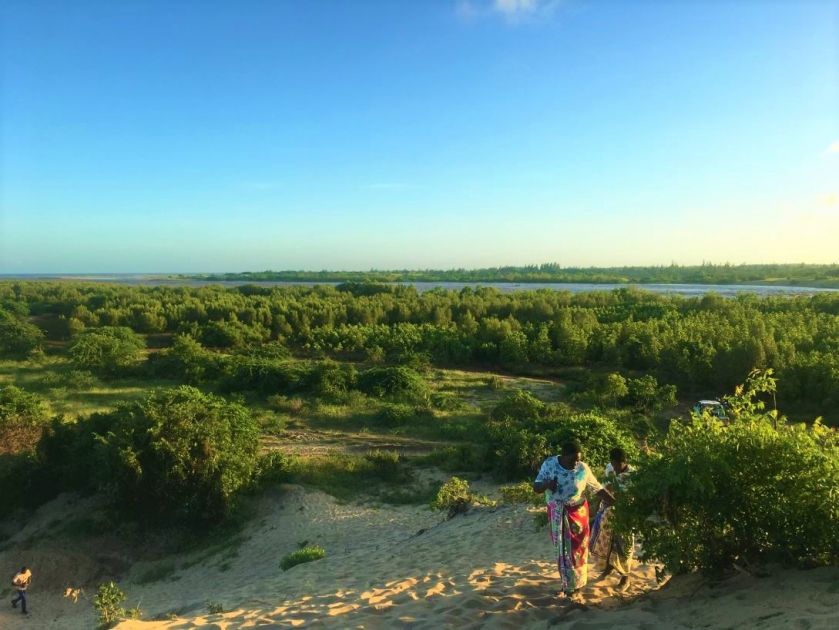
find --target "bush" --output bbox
[615,373,839,576]
[93,582,127,629]
[256,450,295,486]
[41,387,261,526]
[490,389,545,422]
[69,326,146,375]
[0,385,49,427]
[305,360,357,397]
[0,386,48,455]
[147,335,223,383]
[431,476,473,517]
[485,394,637,480]
[200,319,268,349]
[0,317,45,359]
[376,403,416,427]
[223,358,308,395]
[280,546,327,571]
[357,366,429,401]
[431,476,495,518]
[625,375,678,413]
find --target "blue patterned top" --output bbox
[535,457,603,505]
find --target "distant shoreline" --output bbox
[4,263,839,290]
[1,275,838,297]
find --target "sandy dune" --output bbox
[2,485,839,630]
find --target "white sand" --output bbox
[2,486,838,630]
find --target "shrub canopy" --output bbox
[615,372,839,575]
[69,326,146,374]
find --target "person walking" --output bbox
[11,566,31,615]
[589,447,635,591]
[533,442,615,600]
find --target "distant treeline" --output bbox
[183,263,839,286]
[3,281,839,420]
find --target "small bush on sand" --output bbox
[432,477,496,518]
[93,582,127,629]
[280,546,327,571]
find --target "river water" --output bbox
[1,274,837,298]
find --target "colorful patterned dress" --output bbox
[589,463,635,577]
[534,458,603,593]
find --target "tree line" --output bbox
[2,281,839,418]
[186,262,839,286]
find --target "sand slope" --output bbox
[3,486,839,630]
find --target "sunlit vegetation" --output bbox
[0,280,838,577]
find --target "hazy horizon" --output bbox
[2,0,837,273]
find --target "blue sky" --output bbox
[1,0,837,273]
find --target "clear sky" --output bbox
[1,0,837,273]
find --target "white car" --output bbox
[693,399,730,423]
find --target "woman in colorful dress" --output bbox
[589,447,635,591]
[533,442,615,599]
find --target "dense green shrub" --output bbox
[199,319,268,349]
[625,375,678,413]
[88,386,258,524]
[223,357,308,395]
[305,360,357,397]
[0,385,49,427]
[280,546,327,571]
[0,316,45,359]
[69,326,146,375]
[255,450,295,486]
[357,366,429,401]
[147,335,223,383]
[615,373,839,576]
[485,391,636,480]
[490,389,545,422]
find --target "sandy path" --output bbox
[3,486,839,630]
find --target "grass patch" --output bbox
[379,481,441,505]
[280,546,327,571]
[286,450,412,499]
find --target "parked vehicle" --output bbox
[693,399,730,423]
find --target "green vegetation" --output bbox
[184,262,839,287]
[92,582,128,629]
[499,481,543,506]
[38,386,260,526]
[1,280,839,581]
[69,326,146,375]
[280,546,327,571]
[431,476,495,518]
[616,371,839,576]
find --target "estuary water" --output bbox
[1,274,838,298]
